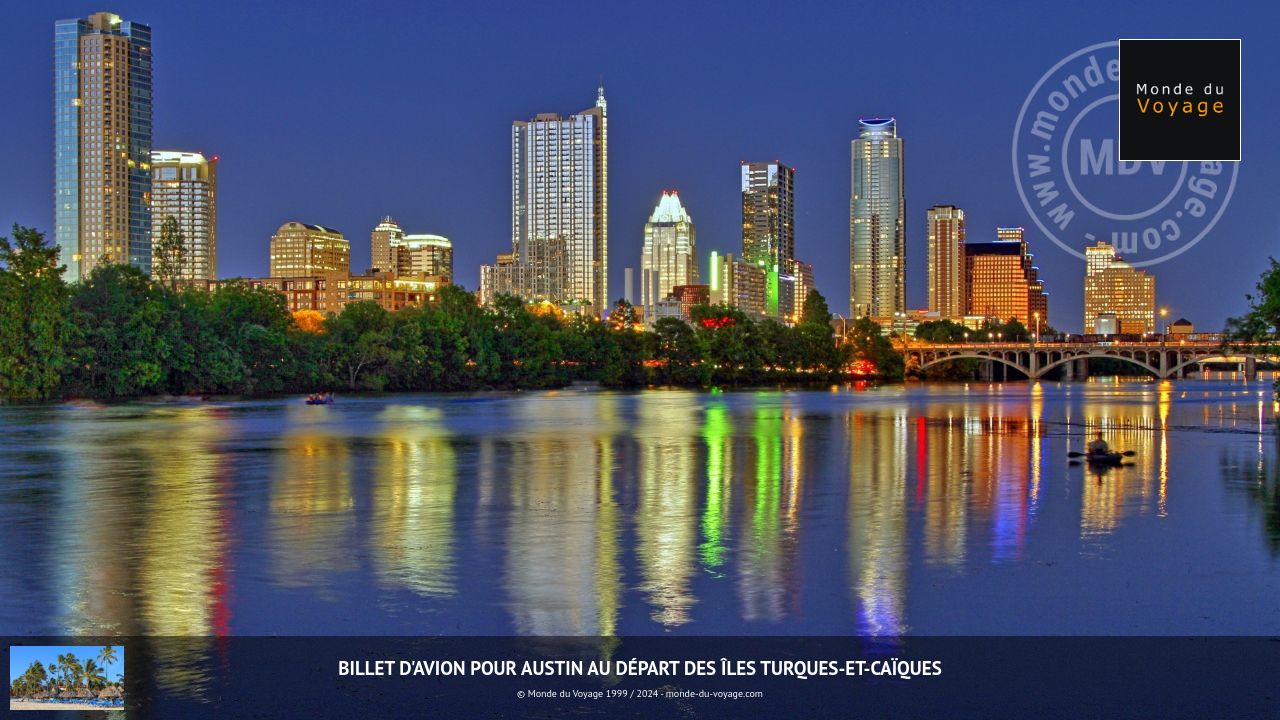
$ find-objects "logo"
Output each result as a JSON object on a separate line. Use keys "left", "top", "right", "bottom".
{"left": 1012, "top": 41, "right": 1237, "bottom": 267}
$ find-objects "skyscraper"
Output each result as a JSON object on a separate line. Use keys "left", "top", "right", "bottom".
{"left": 964, "top": 229, "right": 1049, "bottom": 327}
{"left": 740, "top": 162, "right": 795, "bottom": 270}
{"left": 1083, "top": 240, "right": 1155, "bottom": 334}
{"left": 269, "top": 222, "right": 349, "bottom": 277}
{"left": 926, "top": 205, "right": 965, "bottom": 319}
{"left": 641, "top": 191, "right": 697, "bottom": 318}
{"left": 849, "top": 117, "right": 905, "bottom": 319}
{"left": 490, "top": 86, "right": 608, "bottom": 314}
{"left": 55, "top": 11, "right": 153, "bottom": 280}
{"left": 150, "top": 150, "right": 217, "bottom": 282}
{"left": 370, "top": 216, "right": 404, "bottom": 272}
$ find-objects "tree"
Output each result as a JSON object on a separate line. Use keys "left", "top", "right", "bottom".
{"left": 649, "top": 317, "right": 708, "bottom": 385}
{"left": 63, "top": 264, "right": 173, "bottom": 398}
{"left": 81, "top": 659, "right": 106, "bottom": 691}
{"left": 913, "top": 319, "right": 969, "bottom": 343}
{"left": 325, "top": 301, "right": 401, "bottom": 390}
{"left": 98, "top": 647, "right": 117, "bottom": 687}
{"left": 801, "top": 288, "right": 832, "bottom": 327}
{"left": 0, "top": 225, "right": 73, "bottom": 401}
{"left": 152, "top": 215, "right": 186, "bottom": 291}
{"left": 848, "top": 316, "right": 903, "bottom": 379}
{"left": 292, "top": 309, "right": 326, "bottom": 334}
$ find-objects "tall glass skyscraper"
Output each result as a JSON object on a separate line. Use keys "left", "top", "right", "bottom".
{"left": 55, "top": 11, "right": 153, "bottom": 280}
{"left": 740, "top": 162, "right": 795, "bottom": 270}
{"left": 849, "top": 117, "right": 905, "bottom": 319}
{"left": 151, "top": 151, "right": 217, "bottom": 282}
{"left": 641, "top": 191, "right": 697, "bottom": 318}
{"left": 503, "top": 86, "right": 609, "bottom": 314}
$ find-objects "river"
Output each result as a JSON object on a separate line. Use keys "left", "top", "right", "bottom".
{"left": 2, "top": 375, "right": 1278, "bottom": 639}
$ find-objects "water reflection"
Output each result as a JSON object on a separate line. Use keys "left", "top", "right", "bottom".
{"left": 503, "top": 396, "right": 621, "bottom": 636}
{"left": 270, "top": 410, "right": 355, "bottom": 589}
{"left": 634, "top": 394, "right": 698, "bottom": 627}
{"left": 2, "top": 377, "right": 1278, "bottom": 643}
{"left": 371, "top": 405, "right": 456, "bottom": 598}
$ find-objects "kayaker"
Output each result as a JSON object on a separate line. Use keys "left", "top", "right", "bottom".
{"left": 1087, "top": 432, "right": 1110, "bottom": 456}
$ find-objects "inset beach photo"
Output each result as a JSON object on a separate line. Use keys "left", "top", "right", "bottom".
{"left": 9, "top": 645, "right": 124, "bottom": 711}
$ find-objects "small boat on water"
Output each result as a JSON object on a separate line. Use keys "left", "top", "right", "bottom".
{"left": 305, "top": 392, "right": 335, "bottom": 405}
{"left": 1084, "top": 452, "right": 1124, "bottom": 466}
{"left": 1067, "top": 449, "right": 1132, "bottom": 466}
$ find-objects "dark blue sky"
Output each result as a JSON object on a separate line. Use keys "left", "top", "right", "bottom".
{"left": 3, "top": 1, "right": 1277, "bottom": 331}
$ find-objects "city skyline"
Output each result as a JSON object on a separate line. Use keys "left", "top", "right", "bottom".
{"left": 4, "top": 2, "right": 1275, "bottom": 332}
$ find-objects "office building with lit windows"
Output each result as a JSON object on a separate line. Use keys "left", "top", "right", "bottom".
{"left": 370, "top": 216, "right": 404, "bottom": 272}
{"left": 1083, "top": 240, "right": 1155, "bottom": 334}
{"left": 54, "top": 11, "right": 153, "bottom": 280}
{"left": 369, "top": 217, "right": 453, "bottom": 282}
{"left": 926, "top": 205, "right": 965, "bottom": 319}
{"left": 482, "top": 87, "right": 608, "bottom": 314}
{"left": 269, "top": 221, "right": 349, "bottom": 278}
{"left": 150, "top": 150, "right": 217, "bottom": 281}
{"left": 964, "top": 229, "right": 1049, "bottom": 327}
{"left": 641, "top": 191, "right": 697, "bottom": 319}
{"left": 740, "top": 162, "right": 795, "bottom": 270}
{"left": 850, "top": 117, "right": 905, "bottom": 319}
{"left": 708, "top": 251, "right": 767, "bottom": 319}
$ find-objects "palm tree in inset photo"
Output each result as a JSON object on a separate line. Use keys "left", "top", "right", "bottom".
{"left": 98, "top": 646, "right": 118, "bottom": 686}
{"left": 82, "top": 660, "right": 106, "bottom": 691}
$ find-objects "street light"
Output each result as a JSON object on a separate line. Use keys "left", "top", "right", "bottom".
{"left": 1033, "top": 311, "right": 1041, "bottom": 341}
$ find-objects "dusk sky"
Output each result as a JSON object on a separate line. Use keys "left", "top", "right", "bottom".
{"left": 3, "top": 1, "right": 1277, "bottom": 331}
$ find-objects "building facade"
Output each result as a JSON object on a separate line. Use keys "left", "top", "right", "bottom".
{"left": 850, "top": 117, "right": 905, "bottom": 319}
{"left": 397, "top": 235, "right": 453, "bottom": 280}
{"left": 641, "top": 191, "right": 697, "bottom": 319}
{"left": 269, "top": 221, "right": 350, "bottom": 278}
{"left": 190, "top": 271, "right": 446, "bottom": 315}
{"left": 370, "top": 216, "right": 404, "bottom": 272}
{"left": 708, "top": 251, "right": 767, "bottom": 318}
{"left": 926, "top": 205, "right": 965, "bottom": 319}
{"left": 964, "top": 231, "right": 1049, "bottom": 327}
{"left": 1083, "top": 240, "right": 1155, "bottom": 334}
{"left": 150, "top": 150, "right": 217, "bottom": 282}
{"left": 740, "top": 162, "right": 795, "bottom": 270}
{"left": 791, "top": 259, "right": 816, "bottom": 322}
{"left": 487, "top": 86, "right": 608, "bottom": 314}
{"left": 55, "top": 11, "right": 153, "bottom": 280}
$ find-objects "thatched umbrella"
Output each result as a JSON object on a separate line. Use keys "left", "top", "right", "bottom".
{"left": 75, "top": 687, "right": 93, "bottom": 699}
{"left": 59, "top": 689, "right": 76, "bottom": 699}
{"left": 33, "top": 691, "right": 49, "bottom": 700}
{"left": 98, "top": 686, "right": 122, "bottom": 699}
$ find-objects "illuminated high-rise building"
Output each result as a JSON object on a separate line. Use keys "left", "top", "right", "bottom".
{"left": 397, "top": 235, "right": 453, "bottom": 281}
{"left": 269, "top": 221, "right": 349, "bottom": 277}
{"left": 1083, "top": 240, "right": 1155, "bottom": 334}
{"left": 150, "top": 151, "right": 217, "bottom": 282}
{"left": 370, "top": 216, "right": 404, "bottom": 272}
{"left": 926, "top": 205, "right": 965, "bottom": 319}
{"left": 708, "top": 251, "right": 766, "bottom": 318}
{"left": 487, "top": 86, "right": 608, "bottom": 314}
{"left": 740, "top": 162, "right": 795, "bottom": 270}
{"left": 641, "top": 191, "right": 697, "bottom": 318}
{"left": 55, "top": 11, "right": 153, "bottom": 280}
{"left": 850, "top": 117, "right": 905, "bottom": 318}
{"left": 964, "top": 229, "right": 1049, "bottom": 327}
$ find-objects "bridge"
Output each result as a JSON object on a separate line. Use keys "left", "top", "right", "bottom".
{"left": 902, "top": 335, "right": 1279, "bottom": 380}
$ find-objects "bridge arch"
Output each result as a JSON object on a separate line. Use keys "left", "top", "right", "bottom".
{"left": 1035, "top": 353, "right": 1161, "bottom": 379}
{"left": 1166, "top": 353, "right": 1280, "bottom": 377}
{"left": 913, "top": 352, "right": 1032, "bottom": 378}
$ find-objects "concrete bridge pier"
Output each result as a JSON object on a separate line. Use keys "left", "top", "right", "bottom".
{"left": 1073, "top": 358, "right": 1089, "bottom": 381}
{"left": 980, "top": 360, "right": 994, "bottom": 381}
{"left": 1245, "top": 357, "right": 1258, "bottom": 380}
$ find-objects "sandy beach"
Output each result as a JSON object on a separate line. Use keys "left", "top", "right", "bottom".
{"left": 10, "top": 699, "right": 123, "bottom": 711}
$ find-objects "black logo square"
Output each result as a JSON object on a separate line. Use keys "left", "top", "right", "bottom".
{"left": 1119, "top": 39, "right": 1240, "bottom": 161}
